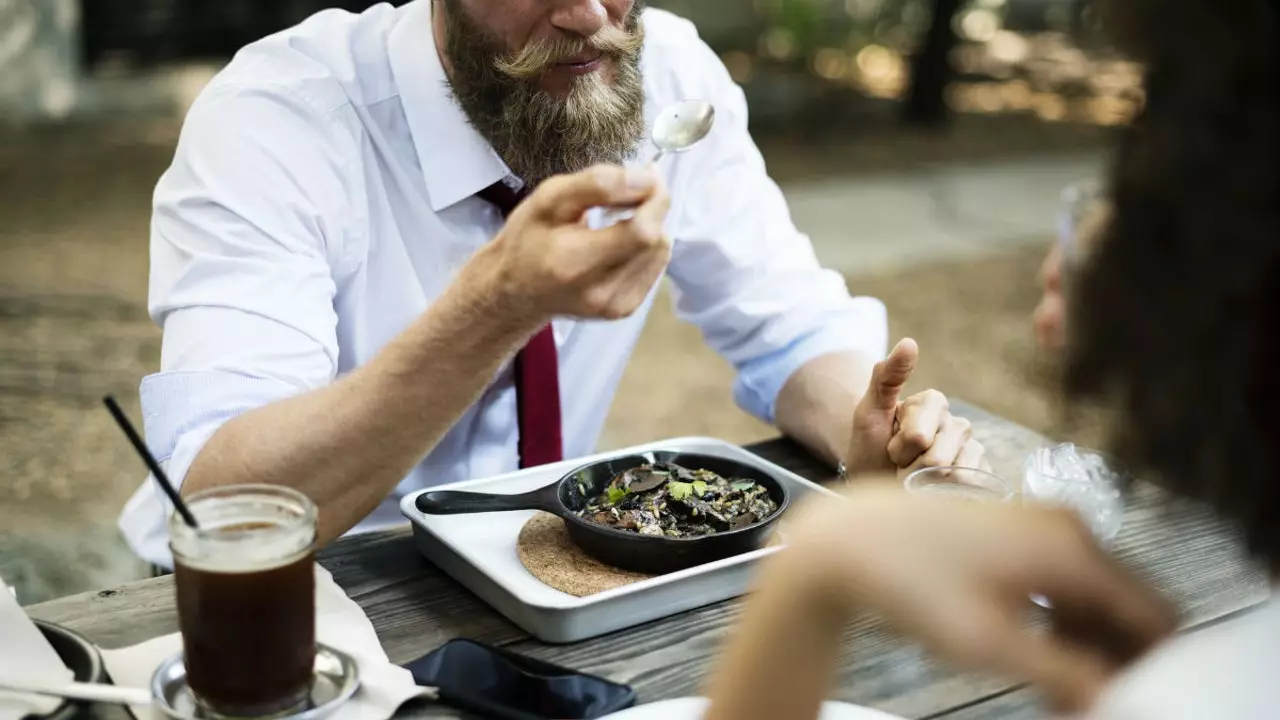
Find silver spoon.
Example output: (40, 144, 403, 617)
(0, 677, 152, 707)
(646, 98, 716, 164)
(599, 99, 716, 225)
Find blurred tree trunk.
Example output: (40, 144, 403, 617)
(1070, 0, 1086, 35)
(901, 0, 962, 127)
(1069, 0, 1092, 46)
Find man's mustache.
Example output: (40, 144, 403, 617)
(495, 24, 644, 80)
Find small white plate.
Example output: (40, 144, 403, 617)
(601, 697, 907, 720)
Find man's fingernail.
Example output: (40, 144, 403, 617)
(624, 164, 657, 191)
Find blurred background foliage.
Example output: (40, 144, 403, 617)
(25, 0, 1132, 134)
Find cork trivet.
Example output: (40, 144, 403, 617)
(517, 512, 654, 596)
(516, 511, 787, 597)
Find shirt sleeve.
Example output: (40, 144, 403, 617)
(663, 37, 888, 425)
(119, 82, 357, 566)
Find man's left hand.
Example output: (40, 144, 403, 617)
(843, 338, 990, 478)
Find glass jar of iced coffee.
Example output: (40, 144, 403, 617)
(169, 485, 317, 718)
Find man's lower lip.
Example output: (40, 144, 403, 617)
(557, 57, 604, 75)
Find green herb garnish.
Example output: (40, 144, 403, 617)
(606, 486, 629, 505)
(669, 479, 710, 501)
(731, 481, 754, 492)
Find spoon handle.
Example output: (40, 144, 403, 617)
(597, 149, 666, 226)
(597, 205, 638, 225)
(0, 677, 153, 707)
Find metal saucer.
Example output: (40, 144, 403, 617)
(149, 644, 360, 720)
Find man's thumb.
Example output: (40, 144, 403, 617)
(533, 164, 658, 224)
(868, 338, 918, 411)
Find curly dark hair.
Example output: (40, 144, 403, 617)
(1064, 0, 1280, 568)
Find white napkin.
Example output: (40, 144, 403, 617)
(100, 566, 428, 720)
(0, 575, 76, 720)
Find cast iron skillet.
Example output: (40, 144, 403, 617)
(415, 451, 790, 575)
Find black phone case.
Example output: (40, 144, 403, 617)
(403, 638, 637, 719)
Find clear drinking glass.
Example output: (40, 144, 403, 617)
(903, 466, 1015, 504)
(169, 485, 318, 718)
(1023, 443, 1127, 551)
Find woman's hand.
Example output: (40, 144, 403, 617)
(705, 482, 1176, 720)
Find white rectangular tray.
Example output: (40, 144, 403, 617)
(399, 436, 836, 644)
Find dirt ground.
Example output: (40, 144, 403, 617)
(0, 115, 1095, 604)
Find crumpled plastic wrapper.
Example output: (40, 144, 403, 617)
(1023, 443, 1126, 547)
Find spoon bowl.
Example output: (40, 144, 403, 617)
(597, 99, 715, 225)
(650, 100, 715, 160)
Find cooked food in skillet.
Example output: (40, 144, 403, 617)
(576, 462, 779, 538)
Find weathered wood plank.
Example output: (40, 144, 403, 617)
(25, 576, 180, 649)
(315, 527, 530, 661)
(23, 400, 1267, 720)
(953, 399, 1050, 487)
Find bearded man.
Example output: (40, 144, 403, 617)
(121, 0, 989, 568)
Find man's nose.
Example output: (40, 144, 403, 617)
(548, 0, 608, 37)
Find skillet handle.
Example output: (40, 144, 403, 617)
(415, 485, 559, 516)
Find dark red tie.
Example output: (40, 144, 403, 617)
(477, 182, 564, 468)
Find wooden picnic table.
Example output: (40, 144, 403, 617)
(26, 400, 1272, 719)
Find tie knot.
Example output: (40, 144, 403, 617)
(478, 182, 528, 218)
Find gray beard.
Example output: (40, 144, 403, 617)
(441, 3, 647, 185)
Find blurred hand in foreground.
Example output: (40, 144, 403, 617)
(704, 483, 1178, 720)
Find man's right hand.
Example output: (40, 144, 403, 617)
(479, 164, 673, 323)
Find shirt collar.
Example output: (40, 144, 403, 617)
(389, 0, 512, 212)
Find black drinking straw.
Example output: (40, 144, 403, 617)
(103, 395, 200, 529)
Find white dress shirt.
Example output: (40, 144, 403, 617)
(119, 0, 888, 567)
